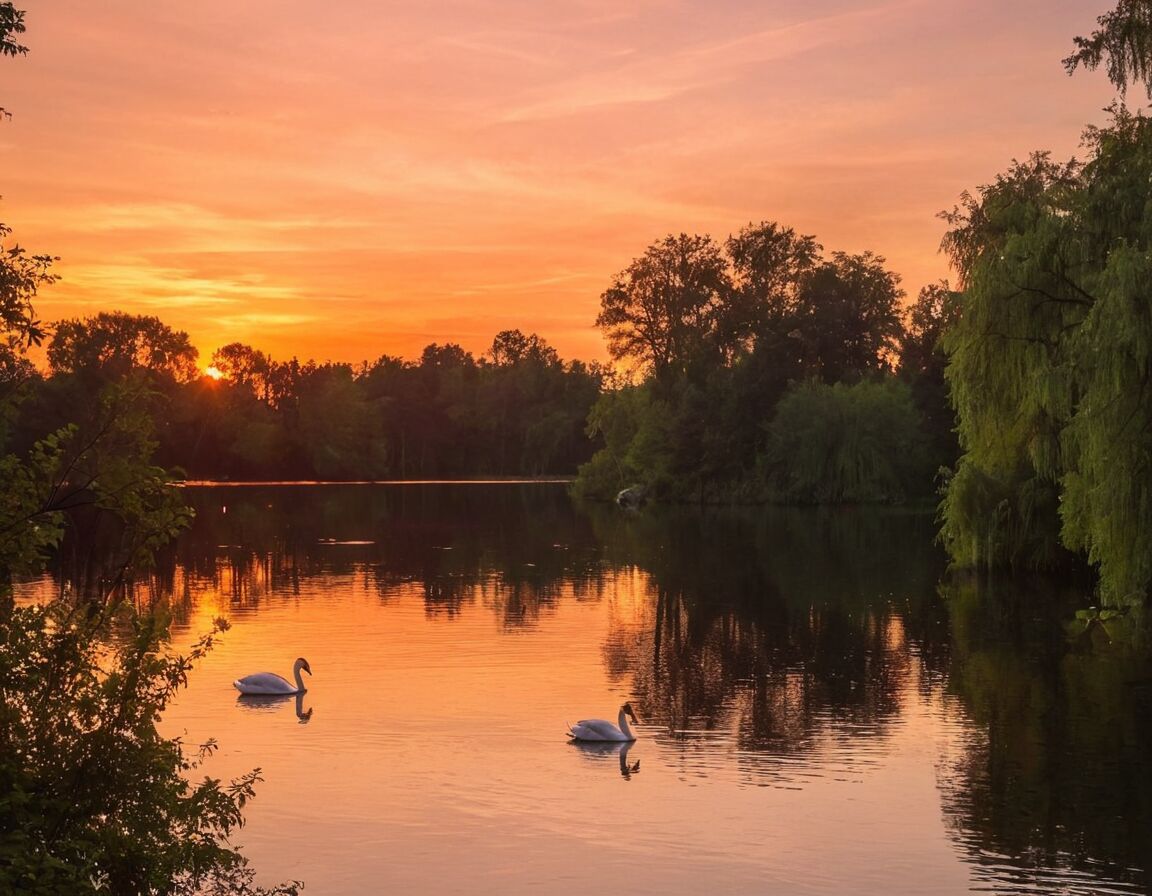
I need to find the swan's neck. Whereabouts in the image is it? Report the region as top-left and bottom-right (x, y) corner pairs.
(617, 708), (633, 740)
(293, 660), (307, 693)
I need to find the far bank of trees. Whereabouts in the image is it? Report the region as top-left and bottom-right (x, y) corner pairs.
(573, 224), (959, 504)
(5, 311), (605, 481)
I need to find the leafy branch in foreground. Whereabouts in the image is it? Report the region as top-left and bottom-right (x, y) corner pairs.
(0, 223), (56, 347)
(0, 2), (29, 120)
(0, 379), (193, 596)
(0, 603), (301, 895)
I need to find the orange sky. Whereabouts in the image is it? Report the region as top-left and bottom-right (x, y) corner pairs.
(1, 1), (1118, 367)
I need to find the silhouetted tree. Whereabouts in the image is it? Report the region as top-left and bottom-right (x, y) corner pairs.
(0, 2), (28, 120)
(580, 225), (919, 503)
(790, 251), (905, 384)
(596, 233), (733, 382)
(0, 223), (54, 348)
(726, 220), (822, 344)
(48, 311), (199, 384)
(210, 342), (275, 402)
(898, 281), (962, 471)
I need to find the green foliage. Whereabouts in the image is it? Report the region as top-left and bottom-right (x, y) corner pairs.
(0, 426), (73, 569)
(938, 458), (1065, 572)
(0, 380), (193, 591)
(291, 362), (388, 479)
(898, 282), (962, 471)
(940, 108), (1152, 604)
(1065, 0), (1152, 96)
(580, 221), (923, 504)
(0, 600), (300, 896)
(0, 336), (36, 451)
(158, 333), (604, 480)
(0, 223), (56, 347)
(572, 384), (670, 500)
(765, 379), (930, 504)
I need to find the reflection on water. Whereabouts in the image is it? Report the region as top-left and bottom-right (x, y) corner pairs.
(938, 577), (1152, 895)
(236, 692), (313, 723)
(17, 483), (1152, 894)
(570, 740), (641, 780)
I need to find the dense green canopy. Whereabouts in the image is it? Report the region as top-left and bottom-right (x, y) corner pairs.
(940, 108), (1152, 605)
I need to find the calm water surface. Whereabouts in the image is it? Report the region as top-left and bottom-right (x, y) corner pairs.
(32, 483), (1152, 894)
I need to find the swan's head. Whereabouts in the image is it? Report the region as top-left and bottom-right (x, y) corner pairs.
(622, 702), (638, 725)
(296, 657), (312, 676)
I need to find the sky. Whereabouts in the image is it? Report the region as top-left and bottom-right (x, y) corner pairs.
(0, 0), (1120, 368)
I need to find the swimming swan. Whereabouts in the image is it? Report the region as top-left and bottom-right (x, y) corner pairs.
(568, 702), (638, 742)
(233, 657), (312, 695)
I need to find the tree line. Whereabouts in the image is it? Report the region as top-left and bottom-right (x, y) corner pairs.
(5, 312), (605, 482)
(572, 224), (960, 504)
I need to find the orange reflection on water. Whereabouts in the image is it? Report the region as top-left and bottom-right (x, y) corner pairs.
(12, 484), (1150, 895)
(149, 552), (968, 895)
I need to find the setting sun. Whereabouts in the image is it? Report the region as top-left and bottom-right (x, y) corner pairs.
(203, 365), (224, 381)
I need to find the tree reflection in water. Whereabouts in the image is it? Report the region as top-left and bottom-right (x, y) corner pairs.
(82, 483), (1152, 891)
(588, 504), (946, 759)
(938, 576), (1152, 893)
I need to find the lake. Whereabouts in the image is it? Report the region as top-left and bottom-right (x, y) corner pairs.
(23, 483), (1152, 894)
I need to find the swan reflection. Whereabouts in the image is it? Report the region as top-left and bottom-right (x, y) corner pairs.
(236, 691), (313, 723)
(569, 739), (640, 779)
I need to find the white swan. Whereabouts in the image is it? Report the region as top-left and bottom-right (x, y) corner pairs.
(568, 702), (638, 742)
(233, 657), (312, 695)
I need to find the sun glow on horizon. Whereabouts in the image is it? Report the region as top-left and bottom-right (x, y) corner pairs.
(203, 365), (224, 381)
(1, 1), (1118, 365)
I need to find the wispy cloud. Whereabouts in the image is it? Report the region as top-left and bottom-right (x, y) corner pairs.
(498, 2), (919, 123)
(4, 0), (1111, 365)
(53, 261), (309, 314)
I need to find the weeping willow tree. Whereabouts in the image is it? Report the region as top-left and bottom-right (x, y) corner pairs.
(940, 101), (1152, 605)
(766, 378), (930, 504)
(1065, 0), (1152, 98)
